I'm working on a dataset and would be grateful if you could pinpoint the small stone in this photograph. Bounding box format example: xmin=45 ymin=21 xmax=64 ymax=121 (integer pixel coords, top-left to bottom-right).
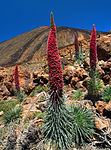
xmin=85 ymin=102 xmax=93 ymax=110
xmin=105 ymin=101 xmax=111 ymax=111
xmin=95 ymin=101 xmax=107 ymax=115
xmin=0 ymin=111 xmax=4 ymax=116
xmin=95 ymin=117 xmax=109 ymax=130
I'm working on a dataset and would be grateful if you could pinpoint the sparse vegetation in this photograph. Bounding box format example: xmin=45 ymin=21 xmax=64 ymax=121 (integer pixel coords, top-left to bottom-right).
xmin=17 ymin=90 xmax=25 ymax=102
xmin=62 ymin=64 xmax=65 ymax=70
xmin=72 ymin=89 xmax=84 ymax=100
xmin=30 ymin=85 xmax=42 ymax=97
xmin=65 ymin=55 xmax=71 ymax=59
xmin=40 ymin=95 xmax=45 ymax=101
xmin=102 ymin=85 xmax=111 ymax=102
xmin=0 ymin=99 xmax=20 ymax=114
xmin=71 ymin=104 xmax=95 ymax=144
xmin=87 ymin=70 xmax=103 ymax=95
xmin=24 ymin=112 xmax=44 ymax=122
xmin=74 ymin=48 xmax=89 ymax=65
xmin=33 ymin=112 xmax=44 ymax=119
xmin=43 ymin=83 xmax=50 ymax=92
xmin=2 ymin=106 xmax=22 ymax=124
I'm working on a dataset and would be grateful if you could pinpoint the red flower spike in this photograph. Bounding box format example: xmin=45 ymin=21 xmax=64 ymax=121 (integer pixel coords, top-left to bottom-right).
xmin=74 ymin=32 xmax=79 ymax=56
xmin=90 ymin=24 xmax=97 ymax=70
xmin=14 ymin=64 xmax=20 ymax=92
xmin=47 ymin=12 xmax=63 ymax=101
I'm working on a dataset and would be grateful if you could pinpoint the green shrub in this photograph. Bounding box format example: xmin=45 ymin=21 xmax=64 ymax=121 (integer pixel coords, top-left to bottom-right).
xmin=24 ymin=112 xmax=44 ymax=123
xmin=62 ymin=64 xmax=65 ymax=70
xmin=72 ymin=90 xmax=84 ymax=100
xmin=30 ymin=85 xmax=42 ymax=97
xmin=35 ymin=85 xmax=42 ymax=91
xmin=74 ymin=50 xmax=89 ymax=64
xmin=17 ymin=90 xmax=25 ymax=102
xmin=30 ymin=89 xmax=35 ymax=97
xmin=40 ymin=95 xmax=45 ymax=101
xmin=33 ymin=112 xmax=44 ymax=119
xmin=102 ymin=85 xmax=111 ymax=102
xmin=87 ymin=70 xmax=103 ymax=95
xmin=2 ymin=106 xmax=22 ymax=124
xmin=71 ymin=104 xmax=95 ymax=144
xmin=65 ymin=55 xmax=70 ymax=59
xmin=0 ymin=100 xmax=20 ymax=114
xmin=43 ymin=83 xmax=50 ymax=92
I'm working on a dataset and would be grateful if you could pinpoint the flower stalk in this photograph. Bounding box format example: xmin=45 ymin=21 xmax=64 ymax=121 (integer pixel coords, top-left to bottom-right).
xmin=14 ymin=64 xmax=20 ymax=92
xmin=74 ymin=32 xmax=79 ymax=60
xmin=90 ymin=24 xmax=97 ymax=70
xmin=47 ymin=12 xmax=63 ymax=104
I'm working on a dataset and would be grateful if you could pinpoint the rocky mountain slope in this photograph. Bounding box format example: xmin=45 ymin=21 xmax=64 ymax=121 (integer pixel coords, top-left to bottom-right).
xmin=0 ymin=26 xmax=108 ymax=67
xmin=0 ymin=26 xmax=111 ymax=150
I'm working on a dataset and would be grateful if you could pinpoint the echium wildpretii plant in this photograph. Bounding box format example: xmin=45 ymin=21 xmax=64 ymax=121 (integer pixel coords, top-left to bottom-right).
xmin=43 ymin=12 xmax=72 ymax=150
xmin=74 ymin=32 xmax=89 ymax=64
xmin=87 ymin=25 xmax=103 ymax=98
xmin=74 ymin=32 xmax=79 ymax=61
xmin=14 ymin=64 xmax=20 ymax=93
xmin=14 ymin=64 xmax=25 ymax=102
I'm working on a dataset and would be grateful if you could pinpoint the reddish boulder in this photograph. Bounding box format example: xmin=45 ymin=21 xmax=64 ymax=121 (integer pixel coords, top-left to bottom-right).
xmin=95 ymin=101 xmax=107 ymax=115
xmin=95 ymin=117 xmax=110 ymax=130
xmin=4 ymin=81 xmax=15 ymax=95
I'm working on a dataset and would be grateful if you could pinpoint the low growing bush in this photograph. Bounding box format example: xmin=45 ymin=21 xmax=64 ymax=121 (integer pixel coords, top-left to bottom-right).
xmin=0 ymin=100 xmax=20 ymax=114
xmin=2 ymin=106 xmax=22 ymax=124
xmin=87 ymin=70 xmax=103 ymax=95
xmin=17 ymin=90 xmax=25 ymax=102
xmin=102 ymin=85 xmax=111 ymax=102
xmin=72 ymin=90 xmax=84 ymax=100
xmin=24 ymin=112 xmax=44 ymax=123
xmin=30 ymin=85 xmax=42 ymax=97
xmin=70 ymin=104 xmax=95 ymax=144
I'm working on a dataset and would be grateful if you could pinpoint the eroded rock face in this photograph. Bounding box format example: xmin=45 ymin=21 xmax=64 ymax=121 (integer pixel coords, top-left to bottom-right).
xmin=99 ymin=61 xmax=111 ymax=85
xmin=4 ymin=81 xmax=15 ymax=96
xmin=33 ymin=71 xmax=49 ymax=85
xmin=63 ymin=65 xmax=88 ymax=91
xmin=97 ymin=46 xmax=111 ymax=61
xmin=97 ymin=34 xmax=111 ymax=61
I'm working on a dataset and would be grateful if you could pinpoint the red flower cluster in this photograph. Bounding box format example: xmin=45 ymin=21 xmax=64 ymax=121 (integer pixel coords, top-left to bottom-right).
xmin=90 ymin=25 xmax=97 ymax=70
xmin=47 ymin=13 xmax=63 ymax=99
xmin=74 ymin=32 xmax=79 ymax=57
xmin=14 ymin=64 xmax=20 ymax=92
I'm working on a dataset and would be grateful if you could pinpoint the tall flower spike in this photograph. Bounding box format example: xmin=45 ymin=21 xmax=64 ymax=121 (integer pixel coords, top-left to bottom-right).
xmin=47 ymin=12 xmax=64 ymax=103
xmin=51 ymin=11 xmax=54 ymax=29
xmin=90 ymin=24 xmax=97 ymax=70
xmin=74 ymin=32 xmax=79 ymax=59
xmin=14 ymin=64 xmax=20 ymax=92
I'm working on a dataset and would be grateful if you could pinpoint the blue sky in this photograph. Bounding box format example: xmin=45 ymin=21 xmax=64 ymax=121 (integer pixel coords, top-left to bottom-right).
xmin=0 ymin=0 xmax=111 ymax=42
